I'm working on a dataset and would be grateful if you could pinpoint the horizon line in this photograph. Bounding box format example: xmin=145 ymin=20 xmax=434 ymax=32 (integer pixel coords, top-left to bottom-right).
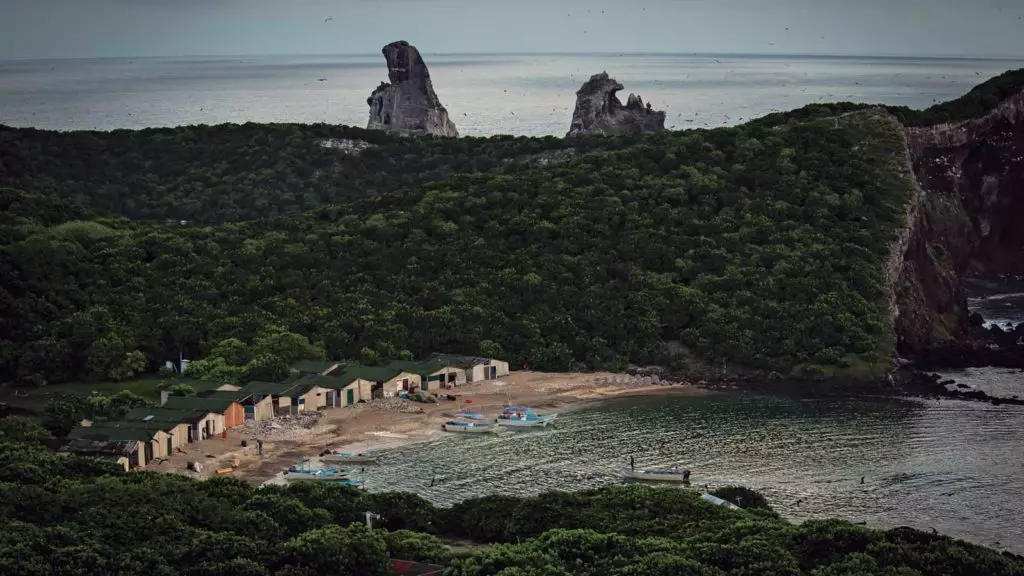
xmin=2 ymin=51 xmax=1024 ymax=63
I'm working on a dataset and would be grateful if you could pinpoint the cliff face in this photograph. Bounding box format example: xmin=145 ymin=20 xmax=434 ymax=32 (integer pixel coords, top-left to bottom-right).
xmin=892 ymin=90 xmax=1024 ymax=355
xmin=567 ymin=72 xmax=666 ymax=137
xmin=367 ymin=41 xmax=458 ymax=137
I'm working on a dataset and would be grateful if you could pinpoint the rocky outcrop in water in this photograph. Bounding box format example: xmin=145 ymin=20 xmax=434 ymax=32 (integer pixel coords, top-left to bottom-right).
xmin=566 ymin=72 xmax=665 ymax=137
xmin=892 ymin=88 xmax=1024 ymax=357
xmin=366 ymin=41 xmax=458 ymax=137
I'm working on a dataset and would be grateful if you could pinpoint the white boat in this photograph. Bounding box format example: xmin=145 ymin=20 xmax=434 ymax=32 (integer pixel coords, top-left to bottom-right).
xmin=283 ymin=467 xmax=350 ymax=482
xmin=321 ymin=451 xmax=378 ymax=464
xmin=442 ymin=420 xmax=498 ymax=434
xmin=496 ymin=411 xmax=557 ymax=428
xmin=623 ymin=468 xmax=692 ymax=483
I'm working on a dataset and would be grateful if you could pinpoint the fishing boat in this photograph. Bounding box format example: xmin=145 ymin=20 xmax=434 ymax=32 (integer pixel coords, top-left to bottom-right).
xmin=283 ymin=458 xmax=349 ymax=482
xmin=496 ymin=410 xmax=557 ymax=428
xmin=321 ymin=450 xmax=378 ymax=464
xmin=623 ymin=468 xmax=691 ymax=483
xmin=284 ymin=467 xmax=350 ymax=482
xmin=442 ymin=420 xmax=499 ymax=434
xmin=331 ymin=479 xmax=364 ymax=487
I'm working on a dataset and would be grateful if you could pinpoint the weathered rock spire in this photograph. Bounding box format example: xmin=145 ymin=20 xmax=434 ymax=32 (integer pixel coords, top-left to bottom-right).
xmin=366 ymin=40 xmax=458 ymax=137
xmin=567 ymin=71 xmax=665 ymax=137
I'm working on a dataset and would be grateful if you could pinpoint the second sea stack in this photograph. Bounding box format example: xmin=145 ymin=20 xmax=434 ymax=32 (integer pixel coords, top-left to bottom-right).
xmin=366 ymin=40 xmax=458 ymax=137
xmin=567 ymin=72 xmax=665 ymax=137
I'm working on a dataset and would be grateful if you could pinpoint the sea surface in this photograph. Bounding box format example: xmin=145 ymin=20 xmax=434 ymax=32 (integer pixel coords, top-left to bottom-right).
xmin=357 ymin=394 xmax=1024 ymax=553
xmin=2 ymin=53 xmax=1023 ymax=136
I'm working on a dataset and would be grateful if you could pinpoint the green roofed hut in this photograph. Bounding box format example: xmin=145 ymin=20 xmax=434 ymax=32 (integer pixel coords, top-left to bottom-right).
xmin=428 ymin=353 xmax=509 ymax=383
xmin=66 ymin=421 xmax=172 ymax=467
xmin=385 ymin=360 xmax=466 ymax=391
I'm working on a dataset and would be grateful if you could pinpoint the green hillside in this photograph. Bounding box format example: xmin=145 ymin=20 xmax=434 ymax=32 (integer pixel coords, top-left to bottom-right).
xmin=1 ymin=109 xmax=913 ymax=384
xmin=1 ymin=421 xmax=1021 ymax=576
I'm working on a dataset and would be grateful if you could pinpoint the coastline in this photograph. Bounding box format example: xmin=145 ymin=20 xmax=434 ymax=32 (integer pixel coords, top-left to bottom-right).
xmin=159 ymin=371 xmax=710 ymax=485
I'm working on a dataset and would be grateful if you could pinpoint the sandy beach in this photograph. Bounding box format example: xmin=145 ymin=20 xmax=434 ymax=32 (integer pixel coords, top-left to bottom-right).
xmin=153 ymin=371 xmax=707 ymax=484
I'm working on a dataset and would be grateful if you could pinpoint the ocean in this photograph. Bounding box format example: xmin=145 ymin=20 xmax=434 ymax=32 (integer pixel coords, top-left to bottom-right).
xmin=2 ymin=53 xmax=1023 ymax=136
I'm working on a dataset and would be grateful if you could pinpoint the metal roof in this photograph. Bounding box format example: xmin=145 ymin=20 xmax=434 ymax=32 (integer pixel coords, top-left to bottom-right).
xmin=162 ymin=396 xmax=239 ymax=413
xmin=124 ymin=407 xmax=208 ymax=425
xmin=333 ymin=365 xmax=404 ymax=384
xmin=384 ymin=360 xmax=449 ymax=377
xmin=67 ymin=426 xmax=162 ymax=442
xmin=240 ymin=380 xmax=300 ymax=396
xmin=61 ymin=438 xmax=138 ymax=455
xmin=292 ymin=359 xmax=344 ymax=375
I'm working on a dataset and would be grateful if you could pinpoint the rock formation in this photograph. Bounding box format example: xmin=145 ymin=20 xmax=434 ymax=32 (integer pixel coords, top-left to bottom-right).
xmin=892 ymin=88 xmax=1024 ymax=356
xmin=566 ymin=72 xmax=665 ymax=137
xmin=366 ymin=41 xmax=458 ymax=137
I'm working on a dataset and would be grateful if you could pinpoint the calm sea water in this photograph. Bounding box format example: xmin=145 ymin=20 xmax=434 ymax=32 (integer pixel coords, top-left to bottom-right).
xmin=356 ymin=394 xmax=1024 ymax=553
xmin=2 ymin=53 xmax=1023 ymax=136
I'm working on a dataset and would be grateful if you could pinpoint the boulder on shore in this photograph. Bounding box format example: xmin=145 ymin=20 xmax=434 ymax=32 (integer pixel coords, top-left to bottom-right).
xmin=566 ymin=72 xmax=665 ymax=137
xmin=366 ymin=40 xmax=458 ymax=137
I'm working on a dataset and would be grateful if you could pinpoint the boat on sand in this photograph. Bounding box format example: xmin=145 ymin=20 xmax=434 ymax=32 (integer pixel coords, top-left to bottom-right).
xmin=321 ymin=451 xmax=378 ymax=464
xmin=623 ymin=468 xmax=691 ymax=483
xmin=442 ymin=420 xmax=499 ymax=434
xmin=283 ymin=463 xmax=350 ymax=482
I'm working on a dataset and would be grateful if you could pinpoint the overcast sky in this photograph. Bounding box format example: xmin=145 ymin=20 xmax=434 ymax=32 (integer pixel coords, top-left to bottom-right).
xmin=2 ymin=0 xmax=1023 ymax=59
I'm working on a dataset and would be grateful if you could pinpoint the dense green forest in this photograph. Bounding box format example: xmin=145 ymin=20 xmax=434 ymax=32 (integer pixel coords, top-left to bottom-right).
xmin=2 ymin=70 xmax=1022 ymax=385
xmin=1 ymin=416 xmax=1021 ymax=575
xmin=1 ymin=111 xmax=911 ymax=383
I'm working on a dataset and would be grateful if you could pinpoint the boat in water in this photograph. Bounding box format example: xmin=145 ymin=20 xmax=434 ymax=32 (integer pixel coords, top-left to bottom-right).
xmin=321 ymin=451 xmax=378 ymax=464
xmin=623 ymin=468 xmax=691 ymax=483
xmin=442 ymin=420 xmax=499 ymax=434
xmin=496 ymin=410 xmax=557 ymax=428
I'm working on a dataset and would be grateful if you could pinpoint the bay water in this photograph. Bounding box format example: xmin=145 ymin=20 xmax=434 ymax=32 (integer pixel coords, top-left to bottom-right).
xmin=2 ymin=53 xmax=1023 ymax=136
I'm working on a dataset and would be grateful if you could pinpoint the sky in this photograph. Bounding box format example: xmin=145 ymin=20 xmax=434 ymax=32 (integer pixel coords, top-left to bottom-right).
xmin=1 ymin=0 xmax=1023 ymax=59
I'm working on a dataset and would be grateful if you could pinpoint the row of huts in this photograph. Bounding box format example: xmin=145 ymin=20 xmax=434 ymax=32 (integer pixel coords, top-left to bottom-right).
xmin=61 ymin=353 xmax=510 ymax=470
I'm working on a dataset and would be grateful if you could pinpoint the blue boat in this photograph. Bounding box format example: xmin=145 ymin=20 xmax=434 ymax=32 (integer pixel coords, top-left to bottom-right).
xmin=496 ymin=410 xmax=557 ymax=428
xmin=284 ymin=458 xmax=349 ymax=482
xmin=331 ymin=479 xmax=364 ymax=487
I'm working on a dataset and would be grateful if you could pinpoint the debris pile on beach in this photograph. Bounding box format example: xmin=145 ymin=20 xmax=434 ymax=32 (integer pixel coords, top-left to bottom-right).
xmin=356 ymin=398 xmax=425 ymax=414
xmin=244 ymin=411 xmax=327 ymax=438
xmin=593 ymin=373 xmax=666 ymax=387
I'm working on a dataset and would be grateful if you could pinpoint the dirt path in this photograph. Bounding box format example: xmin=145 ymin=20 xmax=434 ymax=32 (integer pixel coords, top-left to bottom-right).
xmin=154 ymin=370 xmax=707 ymax=484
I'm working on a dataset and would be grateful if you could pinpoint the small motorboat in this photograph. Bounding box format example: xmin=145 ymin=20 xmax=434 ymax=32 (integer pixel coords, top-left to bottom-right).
xmin=283 ymin=458 xmax=348 ymax=482
xmin=321 ymin=451 xmax=378 ymax=464
xmin=623 ymin=468 xmax=692 ymax=483
xmin=496 ymin=411 xmax=557 ymax=428
xmin=442 ymin=420 xmax=498 ymax=434
xmin=330 ymin=479 xmax=364 ymax=487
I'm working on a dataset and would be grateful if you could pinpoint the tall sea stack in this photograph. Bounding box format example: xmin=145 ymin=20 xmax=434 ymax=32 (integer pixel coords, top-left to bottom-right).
xmin=366 ymin=40 xmax=458 ymax=137
xmin=567 ymin=72 xmax=665 ymax=137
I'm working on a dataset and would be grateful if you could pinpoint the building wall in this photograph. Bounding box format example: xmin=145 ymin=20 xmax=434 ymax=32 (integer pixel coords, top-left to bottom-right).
xmin=167 ymin=423 xmax=190 ymax=450
xmin=298 ymin=386 xmax=327 ymax=412
xmin=467 ymin=360 xmax=510 ymax=382
xmin=116 ymin=456 xmax=130 ymax=472
xmin=251 ymin=395 xmax=275 ymax=421
xmin=224 ymin=402 xmax=245 ymax=428
xmin=423 ymin=366 xmax=466 ymax=390
xmin=192 ymin=413 xmax=225 ymax=439
xmin=356 ymin=379 xmax=375 ymax=402
xmin=384 ymin=372 xmax=422 ymax=397
xmin=150 ymin=430 xmax=171 ymax=460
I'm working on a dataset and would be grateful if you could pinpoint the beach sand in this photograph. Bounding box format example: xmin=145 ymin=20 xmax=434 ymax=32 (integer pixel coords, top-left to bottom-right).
xmin=154 ymin=370 xmax=707 ymax=485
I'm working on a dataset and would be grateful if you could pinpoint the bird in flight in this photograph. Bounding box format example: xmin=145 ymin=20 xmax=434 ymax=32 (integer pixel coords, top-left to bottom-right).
xmin=324 ymin=17 xmax=333 ymax=22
